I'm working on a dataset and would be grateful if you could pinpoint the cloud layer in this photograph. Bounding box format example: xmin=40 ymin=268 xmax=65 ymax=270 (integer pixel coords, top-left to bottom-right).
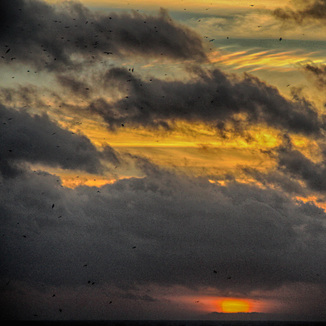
xmin=0 ymin=0 xmax=207 ymax=71
xmin=0 ymin=105 xmax=119 ymax=177
xmin=90 ymin=67 xmax=323 ymax=136
xmin=273 ymin=0 xmax=326 ymax=24
xmin=1 ymin=163 xmax=326 ymax=318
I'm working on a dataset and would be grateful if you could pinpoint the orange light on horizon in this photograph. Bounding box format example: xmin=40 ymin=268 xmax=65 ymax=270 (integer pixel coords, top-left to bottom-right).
xmin=218 ymin=298 xmax=252 ymax=313
xmin=169 ymin=293 xmax=275 ymax=315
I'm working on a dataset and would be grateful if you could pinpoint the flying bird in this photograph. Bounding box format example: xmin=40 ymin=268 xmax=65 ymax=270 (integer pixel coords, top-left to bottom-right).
xmin=52 ymin=204 xmax=55 ymax=209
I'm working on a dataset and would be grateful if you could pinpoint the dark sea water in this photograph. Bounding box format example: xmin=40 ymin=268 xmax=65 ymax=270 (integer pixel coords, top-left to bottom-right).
xmin=5 ymin=321 xmax=326 ymax=326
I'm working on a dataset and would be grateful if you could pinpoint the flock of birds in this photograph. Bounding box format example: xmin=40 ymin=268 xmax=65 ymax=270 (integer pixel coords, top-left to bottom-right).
xmin=2 ymin=3 xmax=288 ymax=318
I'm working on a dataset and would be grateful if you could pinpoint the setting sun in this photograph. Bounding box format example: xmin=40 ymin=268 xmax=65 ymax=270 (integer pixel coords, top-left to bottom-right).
xmin=221 ymin=299 xmax=251 ymax=313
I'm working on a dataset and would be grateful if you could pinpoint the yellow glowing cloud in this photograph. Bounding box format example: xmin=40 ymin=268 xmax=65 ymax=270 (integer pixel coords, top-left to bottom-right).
xmin=209 ymin=49 xmax=326 ymax=72
xmin=296 ymin=196 xmax=326 ymax=212
xmin=54 ymin=113 xmax=320 ymax=179
xmin=94 ymin=121 xmax=282 ymax=149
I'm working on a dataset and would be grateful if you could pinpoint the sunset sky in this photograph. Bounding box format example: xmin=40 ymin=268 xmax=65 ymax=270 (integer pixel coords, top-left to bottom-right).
xmin=1 ymin=0 xmax=326 ymax=321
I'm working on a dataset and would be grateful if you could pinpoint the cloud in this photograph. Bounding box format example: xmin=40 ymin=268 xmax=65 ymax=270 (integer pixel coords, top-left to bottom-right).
xmin=0 ymin=104 xmax=119 ymax=177
xmin=91 ymin=67 xmax=323 ymax=136
xmin=243 ymin=167 xmax=309 ymax=196
xmin=0 ymin=0 xmax=207 ymax=71
xmin=276 ymin=136 xmax=326 ymax=192
xmin=1 ymin=161 xmax=325 ymax=290
xmin=1 ymin=160 xmax=326 ymax=318
xmin=273 ymin=0 xmax=326 ymax=25
xmin=304 ymin=63 xmax=326 ymax=88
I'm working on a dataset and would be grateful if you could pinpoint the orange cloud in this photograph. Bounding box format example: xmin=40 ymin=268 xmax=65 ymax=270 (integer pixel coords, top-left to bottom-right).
xmin=210 ymin=49 xmax=326 ymax=72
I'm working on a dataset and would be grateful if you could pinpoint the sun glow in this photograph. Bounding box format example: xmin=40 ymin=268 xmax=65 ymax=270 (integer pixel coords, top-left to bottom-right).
xmin=220 ymin=299 xmax=251 ymax=313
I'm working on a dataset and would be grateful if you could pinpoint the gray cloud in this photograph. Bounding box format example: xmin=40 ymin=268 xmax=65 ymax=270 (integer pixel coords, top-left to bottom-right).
xmin=242 ymin=167 xmax=309 ymax=196
xmin=273 ymin=0 xmax=326 ymax=24
xmin=304 ymin=63 xmax=326 ymax=89
xmin=276 ymin=137 xmax=326 ymax=192
xmin=90 ymin=67 xmax=323 ymax=136
xmin=0 ymin=104 xmax=119 ymax=177
xmin=56 ymin=75 xmax=92 ymax=99
xmin=0 ymin=0 xmax=207 ymax=71
xmin=1 ymin=163 xmax=325 ymax=309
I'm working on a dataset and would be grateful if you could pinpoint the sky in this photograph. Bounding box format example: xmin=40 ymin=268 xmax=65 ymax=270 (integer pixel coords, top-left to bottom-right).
xmin=1 ymin=0 xmax=326 ymax=321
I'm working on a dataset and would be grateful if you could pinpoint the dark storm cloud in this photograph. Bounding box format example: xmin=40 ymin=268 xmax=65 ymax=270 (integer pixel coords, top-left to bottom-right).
xmin=304 ymin=63 xmax=326 ymax=88
xmin=91 ymin=67 xmax=323 ymax=136
xmin=0 ymin=104 xmax=119 ymax=177
xmin=273 ymin=0 xmax=326 ymax=24
xmin=1 ymin=161 xmax=326 ymax=319
xmin=276 ymin=137 xmax=326 ymax=192
xmin=0 ymin=0 xmax=207 ymax=71
xmin=1 ymin=162 xmax=325 ymax=292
